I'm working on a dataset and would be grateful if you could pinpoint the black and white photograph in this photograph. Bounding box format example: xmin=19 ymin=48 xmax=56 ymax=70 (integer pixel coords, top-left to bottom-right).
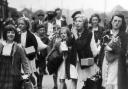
xmin=0 ymin=0 xmax=128 ymax=89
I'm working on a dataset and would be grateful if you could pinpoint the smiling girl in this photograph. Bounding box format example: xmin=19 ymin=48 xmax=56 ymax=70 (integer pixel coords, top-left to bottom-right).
xmin=0 ymin=25 xmax=30 ymax=89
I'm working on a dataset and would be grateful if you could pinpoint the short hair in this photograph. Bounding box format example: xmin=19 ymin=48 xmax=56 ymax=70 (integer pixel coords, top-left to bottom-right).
xmin=53 ymin=24 xmax=61 ymax=30
xmin=72 ymin=11 xmax=81 ymax=20
xmin=45 ymin=11 xmax=56 ymax=21
xmin=18 ymin=17 xmax=30 ymax=31
xmin=75 ymin=15 xmax=86 ymax=23
xmin=61 ymin=27 xmax=74 ymax=46
xmin=36 ymin=24 xmax=47 ymax=32
xmin=89 ymin=13 xmax=101 ymax=23
xmin=37 ymin=11 xmax=45 ymax=17
xmin=55 ymin=8 xmax=62 ymax=12
xmin=3 ymin=25 xmax=19 ymax=43
xmin=61 ymin=27 xmax=72 ymax=39
xmin=55 ymin=8 xmax=62 ymax=16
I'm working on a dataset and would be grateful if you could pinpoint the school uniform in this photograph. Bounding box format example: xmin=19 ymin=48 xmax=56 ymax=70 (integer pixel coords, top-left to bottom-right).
xmin=0 ymin=42 xmax=30 ymax=89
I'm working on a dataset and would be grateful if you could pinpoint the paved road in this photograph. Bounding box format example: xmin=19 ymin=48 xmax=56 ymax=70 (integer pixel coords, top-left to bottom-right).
xmin=41 ymin=75 xmax=83 ymax=89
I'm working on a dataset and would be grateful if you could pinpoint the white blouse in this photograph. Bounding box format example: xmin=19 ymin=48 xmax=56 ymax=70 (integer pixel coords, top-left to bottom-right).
xmin=2 ymin=43 xmax=14 ymax=56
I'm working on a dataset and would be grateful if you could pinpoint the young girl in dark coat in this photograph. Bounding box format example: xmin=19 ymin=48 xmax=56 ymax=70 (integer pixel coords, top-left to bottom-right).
xmin=35 ymin=24 xmax=49 ymax=89
xmin=58 ymin=27 xmax=77 ymax=89
xmin=47 ymin=27 xmax=77 ymax=89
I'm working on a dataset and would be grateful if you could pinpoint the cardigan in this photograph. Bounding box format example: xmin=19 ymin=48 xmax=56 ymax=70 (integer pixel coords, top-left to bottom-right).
xmin=22 ymin=31 xmax=38 ymax=60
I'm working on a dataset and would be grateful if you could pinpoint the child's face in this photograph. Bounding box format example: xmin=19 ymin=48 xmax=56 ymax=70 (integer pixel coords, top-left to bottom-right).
xmin=37 ymin=27 xmax=46 ymax=36
xmin=7 ymin=30 xmax=15 ymax=42
xmin=53 ymin=27 xmax=60 ymax=34
xmin=61 ymin=29 xmax=68 ymax=40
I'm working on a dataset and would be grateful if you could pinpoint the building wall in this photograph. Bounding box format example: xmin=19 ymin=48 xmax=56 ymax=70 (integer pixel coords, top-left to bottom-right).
xmin=0 ymin=0 xmax=8 ymax=19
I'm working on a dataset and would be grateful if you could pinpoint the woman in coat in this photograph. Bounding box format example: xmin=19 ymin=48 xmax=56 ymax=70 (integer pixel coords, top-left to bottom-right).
xmin=102 ymin=14 xmax=128 ymax=89
xmin=47 ymin=27 xmax=77 ymax=89
xmin=58 ymin=27 xmax=77 ymax=89
xmin=0 ymin=25 xmax=30 ymax=89
xmin=72 ymin=14 xmax=101 ymax=89
xmin=17 ymin=17 xmax=47 ymax=87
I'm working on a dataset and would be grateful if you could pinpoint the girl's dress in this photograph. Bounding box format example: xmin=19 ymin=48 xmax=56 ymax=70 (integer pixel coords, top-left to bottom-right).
xmin=57 ymin=41 xmax=78 ymax=80
xmin=102 ymin=31 xmax=121 ymax=89
xmin=0 ymin=43 xmax=14 ymax=89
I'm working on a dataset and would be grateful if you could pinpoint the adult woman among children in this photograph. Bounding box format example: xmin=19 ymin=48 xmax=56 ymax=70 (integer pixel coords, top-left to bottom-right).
xmin=102 ymin=13 xmax=128 ymax=89
xmin=17 ymin=17 xmax=47 ymax=87
xmin=72 ymin=14 xmax=99 ymax=88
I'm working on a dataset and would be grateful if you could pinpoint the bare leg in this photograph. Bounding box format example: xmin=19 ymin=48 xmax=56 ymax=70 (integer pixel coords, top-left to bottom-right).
xmin=53 ymin=73 xmax=58 ymax=89
xmin=70 ymin=79 xmax=77 ymax=89
xmin=59 ymin=79 xmax=67 ymax=89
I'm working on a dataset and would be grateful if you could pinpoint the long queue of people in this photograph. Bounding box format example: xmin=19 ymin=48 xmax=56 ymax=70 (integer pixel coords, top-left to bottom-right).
xmin=0 ymin=8 xmax=128 ymax=89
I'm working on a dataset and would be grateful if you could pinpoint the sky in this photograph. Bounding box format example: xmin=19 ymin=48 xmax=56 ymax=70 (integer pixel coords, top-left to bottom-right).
xmin=8 ymin=0 xmax=128 ymax=12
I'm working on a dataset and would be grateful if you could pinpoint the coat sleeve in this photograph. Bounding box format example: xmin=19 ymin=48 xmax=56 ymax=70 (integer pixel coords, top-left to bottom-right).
xmin=34 ymin=34 xmax=48 ymax=51
xmin=75 ymin=31 xmax=92 ymax=50
xmin=19 ymin=46 xmax=30 ymax=74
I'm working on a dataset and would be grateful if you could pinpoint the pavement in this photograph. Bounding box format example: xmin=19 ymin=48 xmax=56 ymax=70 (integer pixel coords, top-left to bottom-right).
xmin=42 ymin=75 xmax=84 ymax=89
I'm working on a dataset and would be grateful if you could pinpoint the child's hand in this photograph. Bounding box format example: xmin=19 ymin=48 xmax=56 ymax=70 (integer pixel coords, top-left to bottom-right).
xmin=97 ymin=40 xmax=101 ymax=47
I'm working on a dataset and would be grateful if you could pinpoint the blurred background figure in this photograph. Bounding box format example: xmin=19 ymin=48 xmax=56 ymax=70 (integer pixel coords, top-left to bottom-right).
xmin=45 ymin=11 xmax=56 ymax=39
xmin=35 ymin=24 xmax=49 ymax=89
xmin=54 ymin=8 xmax=67 ymax=27
xmin=32 ymin=11 xmax=46 ymax=33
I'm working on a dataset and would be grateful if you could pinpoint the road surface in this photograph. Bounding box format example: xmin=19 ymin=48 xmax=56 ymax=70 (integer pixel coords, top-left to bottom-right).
xmin=41 ymin=75 xmax=83 ymax=89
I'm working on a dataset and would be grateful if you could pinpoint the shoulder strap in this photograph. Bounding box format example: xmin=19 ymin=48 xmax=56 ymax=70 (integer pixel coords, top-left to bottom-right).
xmin=11 ymin=42 xmax=18 ymax=56
xmin=0 ymin=43 xmax=4 ymax=55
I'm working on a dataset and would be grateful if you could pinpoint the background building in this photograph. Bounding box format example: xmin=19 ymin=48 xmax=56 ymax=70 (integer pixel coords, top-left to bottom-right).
xmin=0 ymin=0 xmax=8 ymax=19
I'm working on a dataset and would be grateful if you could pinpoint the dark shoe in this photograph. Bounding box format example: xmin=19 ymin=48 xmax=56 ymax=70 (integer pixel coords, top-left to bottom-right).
xmin=38 ymin=86 xmax=42 ymax=89
xmin=53 ymin=86 xmax=57 ymax=89
xmin=43 ymin=70 xmax=47 ymax=75
xmin=82 ymin=86 xmax=85 ymax=89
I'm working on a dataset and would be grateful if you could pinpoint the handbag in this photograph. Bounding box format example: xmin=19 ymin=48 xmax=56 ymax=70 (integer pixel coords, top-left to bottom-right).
xmin=83 ymin=72 xmax=102 ymax=89
xmin=47 ymin=49 xmax=60 ymax=61
xmin=80 ymin=58 xmax=94 ymax=67
xmin=47 ymin=49 xmax=63 ymax=74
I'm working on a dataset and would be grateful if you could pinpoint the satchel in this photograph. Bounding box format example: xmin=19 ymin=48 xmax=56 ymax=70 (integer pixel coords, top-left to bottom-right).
xmin=80 ymin=58 xmax=94 ymax=67
xmin=47 ymin=49 xmax=60 ymax=61
xmin=47 ymin=49 xmax=63 ymax=74
xmin=84 ymin=73 xmax=102 ymax=89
